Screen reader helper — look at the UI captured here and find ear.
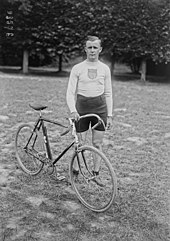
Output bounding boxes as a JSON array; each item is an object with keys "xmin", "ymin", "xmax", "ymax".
[{"xmin": 99, "ymin": 47, "xmax": 102, "ymax": 53}]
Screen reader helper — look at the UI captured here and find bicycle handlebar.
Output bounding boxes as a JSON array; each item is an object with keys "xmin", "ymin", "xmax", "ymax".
[
  {"xmin": 60, "ymin": 114, "xmax": 105, "ymax": 136},
  {"xmin": 78, "ymin": 114, "xmax": 105, "ymax": 130}
]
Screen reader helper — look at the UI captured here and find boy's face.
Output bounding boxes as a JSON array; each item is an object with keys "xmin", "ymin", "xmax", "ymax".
[{"xmin": 85, "ymin": 40, "xmax": 102, "ymax": 62}]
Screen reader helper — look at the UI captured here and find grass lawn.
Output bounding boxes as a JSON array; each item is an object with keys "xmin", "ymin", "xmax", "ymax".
[{"xmin": 0, "ymin": 69, "xmax": 169, "ymax": 241}]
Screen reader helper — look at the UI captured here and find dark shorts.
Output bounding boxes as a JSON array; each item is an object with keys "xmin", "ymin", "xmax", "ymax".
[{"xmin": 75, "ymin": 94, "xmax": 107, "ymax": 132}]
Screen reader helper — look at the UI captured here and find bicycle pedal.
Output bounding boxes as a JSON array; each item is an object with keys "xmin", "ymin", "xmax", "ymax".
[
  {"xmin": 54, "ymin": 173, "xmax": 65, "ymax": 181},
  {"xmin": 53, "ymin": 167, "xmax": 66, "ymax": 181},
  {"xmin": 91, "ymin": 176, "xmax": 105, "ymax": 187}
]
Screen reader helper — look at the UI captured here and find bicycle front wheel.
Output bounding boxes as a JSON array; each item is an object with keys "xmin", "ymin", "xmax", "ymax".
[
  {"xmin": 15, "ymin": 124, "xmax": 44, "ymax": 175},
  {"xmin": 70, "ymin": 145, "xmax": 117, "ymax": 212}
]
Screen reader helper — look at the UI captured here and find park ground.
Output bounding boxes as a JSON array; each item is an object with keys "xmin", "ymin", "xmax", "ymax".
[{"xmin": 0, "ymin": 65, "xmax": 169, "ymax": 241}]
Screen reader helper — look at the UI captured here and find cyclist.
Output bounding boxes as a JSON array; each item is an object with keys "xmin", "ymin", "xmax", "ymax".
[{"xmin": 66, "ymin": 35, "xmax": 113, "ymax": 177}]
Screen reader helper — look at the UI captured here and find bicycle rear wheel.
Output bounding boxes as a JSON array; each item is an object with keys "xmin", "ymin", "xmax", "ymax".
[
  {"xmin": 70, "ymin": 145, "xmax": 117, "ymax": 212},
  {"xmin": 15, "ymin": 124, "xmax": 45, "ymax": 175}
]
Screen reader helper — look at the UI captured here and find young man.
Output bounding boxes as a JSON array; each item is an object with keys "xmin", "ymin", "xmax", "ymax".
[{"xmin": 66, "ymin": 36, "xmax": 113, "ymax": 175}]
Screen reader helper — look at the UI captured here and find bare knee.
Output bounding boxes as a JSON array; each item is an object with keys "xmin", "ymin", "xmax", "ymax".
[
  {"xmin": 92, "ymin": 129, "xmax": 104, "ymax": 150},
  {"xmin": 92, "ymin": 139, "xmax": 102, "ymax": 150}
]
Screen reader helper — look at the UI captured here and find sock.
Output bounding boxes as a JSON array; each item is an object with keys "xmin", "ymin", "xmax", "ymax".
[
  {"xmin": 92, "ymin": 170, "xmax": 99, "ymax": 176},
  {"xmin": 73, "ymin": 169, "xmax": 79, "ymax": 175}
]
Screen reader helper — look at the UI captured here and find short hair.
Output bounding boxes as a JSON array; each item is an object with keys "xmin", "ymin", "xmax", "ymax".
[{"xmin": 85, "ymin": 35, "xmax": 102, "ymax": 46}]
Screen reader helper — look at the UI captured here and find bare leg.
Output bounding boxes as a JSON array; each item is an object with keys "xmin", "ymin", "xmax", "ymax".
[
  {"xmin": 73, "ymin": 130, "xmax": 104, "ymax": 173},
  {"xmin": 91, "ymin": 129, "xmax": 105, "ymax": 172},
  {"xmin": 78, "ymin": 131, "xmax": 88, "ymax": 145}
]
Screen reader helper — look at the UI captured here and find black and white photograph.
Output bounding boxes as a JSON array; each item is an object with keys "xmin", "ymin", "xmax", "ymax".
[{"xmin": 0, "ymin": 0, "xmax": 169, "ymax": 240}]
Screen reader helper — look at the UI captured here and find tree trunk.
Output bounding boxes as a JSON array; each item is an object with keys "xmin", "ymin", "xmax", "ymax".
[
  {"xmin": 58, "ymin": 54, "xmax": 62, "ymax": 72},
  {"xmin": 22, "ymin": 50, "xmax": 29, "ymax": 74},
  {"xmin": 110, "ymin": 58, "xmax": 115, "ymax": 77},
  {"xmin": 140, "ymin": 59, "xmax": 146, "ymax": 82}
]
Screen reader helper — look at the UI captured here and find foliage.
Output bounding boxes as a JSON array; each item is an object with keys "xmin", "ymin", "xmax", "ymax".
[
  {"xmin": 98, "ymin": 0, "xmax": 170, "ymax": 64},
  {"xmin": 0, "ymin": 0, "xmax": 169, "ymax": 66},
  {"xmin": 1, "ymin": 0, "xmax": 83, "ymax": 65}
]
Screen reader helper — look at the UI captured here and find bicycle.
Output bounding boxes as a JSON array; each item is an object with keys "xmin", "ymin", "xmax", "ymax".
[{"xmin": 15, "ymin": 104, "xmax": 117, "ymax": 212}]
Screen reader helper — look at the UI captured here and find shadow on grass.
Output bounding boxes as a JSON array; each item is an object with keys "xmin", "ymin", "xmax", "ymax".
[
  {"xmin": 113, "ymin": 73, "xmax": 140, "ymax": 82},
  {"xmin": 0, "ymin": 66, "xmax": 70, "ymax": 77},
  {"xmin": 113, "ymin": 73, "xmax": 170, "ymax": 84},
  {"xmin": 0, "ymin": 66, "xmax": 169, "ymax": 83}
]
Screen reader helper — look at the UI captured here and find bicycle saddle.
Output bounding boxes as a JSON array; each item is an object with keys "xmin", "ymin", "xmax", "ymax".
[{"xmin": 29, "ymin": 104, "xmax": 48, "ymax": 111}]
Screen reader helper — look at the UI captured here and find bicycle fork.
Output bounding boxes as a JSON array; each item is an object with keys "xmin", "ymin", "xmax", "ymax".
[
  {"xmin": 76, "ymin": 149, "xmax": 104, "ymax": 187},
  {"xmin": 76, "ymin": 150, "xmax": 95, "ymax": 183}
]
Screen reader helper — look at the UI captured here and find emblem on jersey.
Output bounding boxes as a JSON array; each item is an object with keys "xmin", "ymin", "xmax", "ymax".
[{"xmin": 88, "ymin": 69, "xmax": 97, "ymax": 79}]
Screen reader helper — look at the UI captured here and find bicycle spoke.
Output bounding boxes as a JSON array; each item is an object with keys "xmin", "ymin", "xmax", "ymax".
[
  {"xmin": 15, "ymin": 124, "xmax": 44, "ymax": 175},
  {"xmin": 70, "ymin": 145, "xmax": 117, "ymax": 212}
]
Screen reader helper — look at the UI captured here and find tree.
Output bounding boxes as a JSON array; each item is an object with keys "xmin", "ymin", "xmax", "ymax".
[
  {"xmin": 1, "ymin": 0, "xmax": 84, "ymax": 71},
  {"xmin": 1, "ymin": 0, "xmax": 169, "ymax": 77},
  {"xmin": 97, "ymin": 0, "xmax": 170, "ymax": 78}
]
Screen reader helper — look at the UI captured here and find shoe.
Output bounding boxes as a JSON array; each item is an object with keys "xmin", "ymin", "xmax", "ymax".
[
  {"xmin": 91, "ymin": 171, "xmax": 105, "ymax": 187},
  {"xmin": 53, "ymin": 168, "xmax": 65, "ymax": 181},
  {"xmin": 55, "ymin": 173, "xmax": 65, "ymax": 181},
  {"xmin": 72, "ymin": 168, "xmax": 79, "ymax": 182},
  {"xmin": 72, "ymin": 168, "xmax": 79, "ymax": 176}
]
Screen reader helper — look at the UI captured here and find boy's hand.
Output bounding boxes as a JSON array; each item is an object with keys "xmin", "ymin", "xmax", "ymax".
[
  {"xmin": 106, "ymin": 116, "xmax": 113, "ymax": 130},
  {"xmin": 71, "ymin": 112, "xmax": 80, "ymax": 121}
]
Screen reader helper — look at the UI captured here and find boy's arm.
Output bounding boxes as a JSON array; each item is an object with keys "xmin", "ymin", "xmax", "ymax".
[
  {"xmin": 104, "ymin": 66, "xmax": 113, "ymax": 117},
  {"xmin": 66, "ymin": 66, "xmax": 78, "ymax": 113}
]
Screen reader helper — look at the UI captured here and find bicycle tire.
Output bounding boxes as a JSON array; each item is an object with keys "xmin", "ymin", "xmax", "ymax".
[
  {"xmin": 15, "ymin": 124, "xmax": 44, "ymax": 175},
  {"xmin": 70, "ymin": 145, "xmax": 117, "ymax": 212}
]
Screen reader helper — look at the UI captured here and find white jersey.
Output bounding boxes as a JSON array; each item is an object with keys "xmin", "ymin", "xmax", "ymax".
[{"xmin": 66, "ymin": 60, "xmax": 113, "ymax": 116}]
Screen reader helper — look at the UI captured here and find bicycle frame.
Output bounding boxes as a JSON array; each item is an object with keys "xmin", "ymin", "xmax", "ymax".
[
  {"xmin": 16, "ymin": 105, "xmax": 116, "ymax": 212},
  {"xmin": 29, "ymin": 114, "xmax": 76, "ymax": 166},
  {"xmin": 25, "ymin": 107, "xmax": 105, "ymax": 173}
]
